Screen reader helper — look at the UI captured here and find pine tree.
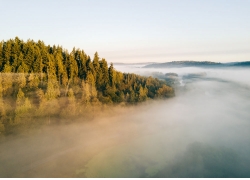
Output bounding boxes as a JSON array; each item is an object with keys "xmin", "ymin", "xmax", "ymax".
[
  {"xmin": 78, "ymin": 50, "xmax": 87, "ymax": 79},
  {"xmin": 2, "ymin": 40, "xmax": 12, "ymax": 67},
  {"xmin": 55, "ymin": 51, "xmax": 67, "ymax": 86},
  {"xmin": 11, "ymin": 37, "xmax": 21, "ymax": 65},
  {"xmin": 93, "ymin": 52, "xmax": 103, "ymax": 90},
  {"xmin": 15, "ymin": 53, "xmax": 29, "ymax": 73},
  {"xmin": 68, "ymin": 51, "xmax": 79, "ymax": 84},
  {"xmin": 0, "ymin": 37, "xmax": 174, "ymax": 131},
  {"xmin": 86, "ymin": 56, "xmax": 95, "ymax": 80},
  {"xmin": 99, "ymin": 58, "xmax": 109, "ymax": 91},
  {"xmin": 33, "ymin": 54, "xmax": 44, "ymax": 77},
  {"xmin": 3, "ymin": 61, "xmax": 12, "ymax": 73},
  {"xmin": 45, "ymin": 55, "xmax": 60, "ymax": 100},
  {"xmin": 93, "ymin": 52, "xmax": 100, "ymax": 72},
  {"xmin": 108, "ymin": 63, "xmax": 116, "ymax": 87},
  {"xmin": 23, "ymin": 40, "xmax": 36, "ymax": 70},
  {"xmin": 86, "ymin": 71, "xmax": 95, "ymax": 89}
]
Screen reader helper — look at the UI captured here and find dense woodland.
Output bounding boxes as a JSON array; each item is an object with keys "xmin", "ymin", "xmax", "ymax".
[{"xmin": 0, "ymin": 37, "xmax": 174, "ymax": 135}]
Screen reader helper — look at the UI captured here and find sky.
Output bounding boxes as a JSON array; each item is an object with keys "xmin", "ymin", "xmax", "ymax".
[{"xmin": 1, "ymin": 0, "xmax": 250, "ymax": 63}]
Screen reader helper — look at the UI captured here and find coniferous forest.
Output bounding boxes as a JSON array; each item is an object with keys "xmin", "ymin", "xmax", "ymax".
[{"xmin": 0, "ymin": 37, "xmax": 174, "ymax": 135}]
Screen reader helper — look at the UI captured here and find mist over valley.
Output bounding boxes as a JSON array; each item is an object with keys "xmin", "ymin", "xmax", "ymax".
[
  {"xmin": 1, "ymin": 62, "xmax": 250, "ymax": 177},
  {"xmin": 1, "ymin": 0, "xmax": 250, "ymax": 177}
]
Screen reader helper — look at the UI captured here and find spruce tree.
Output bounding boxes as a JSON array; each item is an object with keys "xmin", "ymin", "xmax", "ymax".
[
  {"xmin": 99, "ymin": 58, "xmax": 109, "ymax": 91},
  {"xmin": 108, "ymin": 63, "xmax": 116, "ymax": 87},
  {"xmin": 2, "ymin": 41, "xmax": 12, "ymax": 66}
]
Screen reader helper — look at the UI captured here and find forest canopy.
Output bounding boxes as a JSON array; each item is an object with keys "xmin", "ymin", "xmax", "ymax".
[{"xmin": 0, "ymin": 37, "xmax": 174, "ymax": 135}]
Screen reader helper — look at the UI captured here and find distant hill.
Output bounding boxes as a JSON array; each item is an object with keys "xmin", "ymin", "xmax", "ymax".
[
  {"xmin": 113, "ymin": 62, "xmax": 155, "ymax": 66},
  {"xmin": 226, "ymin": 61, "xmax": 250, "ymax": 67},
  {"xmin": 143, "ymin": 61, "xmax": 250, "ymax": 68}
]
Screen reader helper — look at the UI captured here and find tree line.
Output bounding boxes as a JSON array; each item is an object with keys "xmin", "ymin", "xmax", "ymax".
[{"xmin": 0, "ymin": 37, "xmax": 174, "ymax": 135}]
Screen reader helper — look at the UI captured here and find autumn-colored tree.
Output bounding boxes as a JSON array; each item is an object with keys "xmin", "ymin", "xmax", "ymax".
[
  {"xmin": 14, "ymin": 88, "xmax": 32, "ymax": 125},
  {"xmin": 0, "ymin": 37, "xmax": 174, "ymax": 134},
  {"xmin": 2, "ymin": 62, "xmax": 13, "ymax": 95},
  {"xmin": 28, "ymin": 72, "xmax": 39, "ymax": 89},
  {"xmin": 67, "ymin": 88, "xmax": 76, "ymax": 114},
  {"xmin": 138, "ymin": 85, "xmax": 147, "ymax": 102},
  {"xmin": 81, "ymin": 80, "xmax": 91, "ymax": 106},
  {"xmin": 61, "ymin": 88, "xmax": 77, "ymax": 119},
  {"xmin": 157, "ymin": 85, "xmax": 174, "ymax": 98}
]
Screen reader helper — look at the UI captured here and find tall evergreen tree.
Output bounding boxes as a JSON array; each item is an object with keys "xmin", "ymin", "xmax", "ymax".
[
  {"xmin": 99, "ymin": 58, "xmax": 109, "ymax": 91},
  {"xmin": 0, "ymin": 37, "xmax": 174, "ymax": 133},
  {"xmin": 2, "ymin": 40, "xmax": 12, "ymax": 67},
  {"xmin": 108, "ymin": 63, "xmax": 116, "ymax": 87}
]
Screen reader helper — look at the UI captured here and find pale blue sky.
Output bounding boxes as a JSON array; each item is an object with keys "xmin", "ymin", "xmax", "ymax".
[{"xmin": 1, "ymin": 0, "xmax": 249, "ymax": 63}]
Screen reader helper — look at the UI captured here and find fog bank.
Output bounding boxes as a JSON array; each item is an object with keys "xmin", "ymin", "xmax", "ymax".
[{"xmin": 0, "ymin": 65, "xmax": 250, "ymax": 177}]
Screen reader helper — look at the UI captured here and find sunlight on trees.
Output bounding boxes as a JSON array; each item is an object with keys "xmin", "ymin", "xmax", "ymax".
[{"xmin": 0, "ymin": 37, "xmax": 174, "ymax": 135}]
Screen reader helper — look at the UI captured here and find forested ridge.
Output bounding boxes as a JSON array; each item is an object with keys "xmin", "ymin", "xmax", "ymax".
[{"xmin": 0, "ymin": 37, "xmax": 174, "ymax": 135}]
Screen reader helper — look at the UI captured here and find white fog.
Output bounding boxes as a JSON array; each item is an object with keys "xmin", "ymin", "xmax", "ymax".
[{"xmin": 0, "ymin": 65, "xmax": 250, "ymax": 177}]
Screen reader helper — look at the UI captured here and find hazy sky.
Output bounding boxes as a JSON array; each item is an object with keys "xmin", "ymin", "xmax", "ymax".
[{"xmin": 1, "ymin": 0, "xmax": 249, "ymax": 63}]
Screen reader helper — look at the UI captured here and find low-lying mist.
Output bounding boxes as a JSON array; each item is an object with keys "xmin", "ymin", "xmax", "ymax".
[{"xmin": 1, "ymin": 65, "xmax": 250, "ymax": 177}]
